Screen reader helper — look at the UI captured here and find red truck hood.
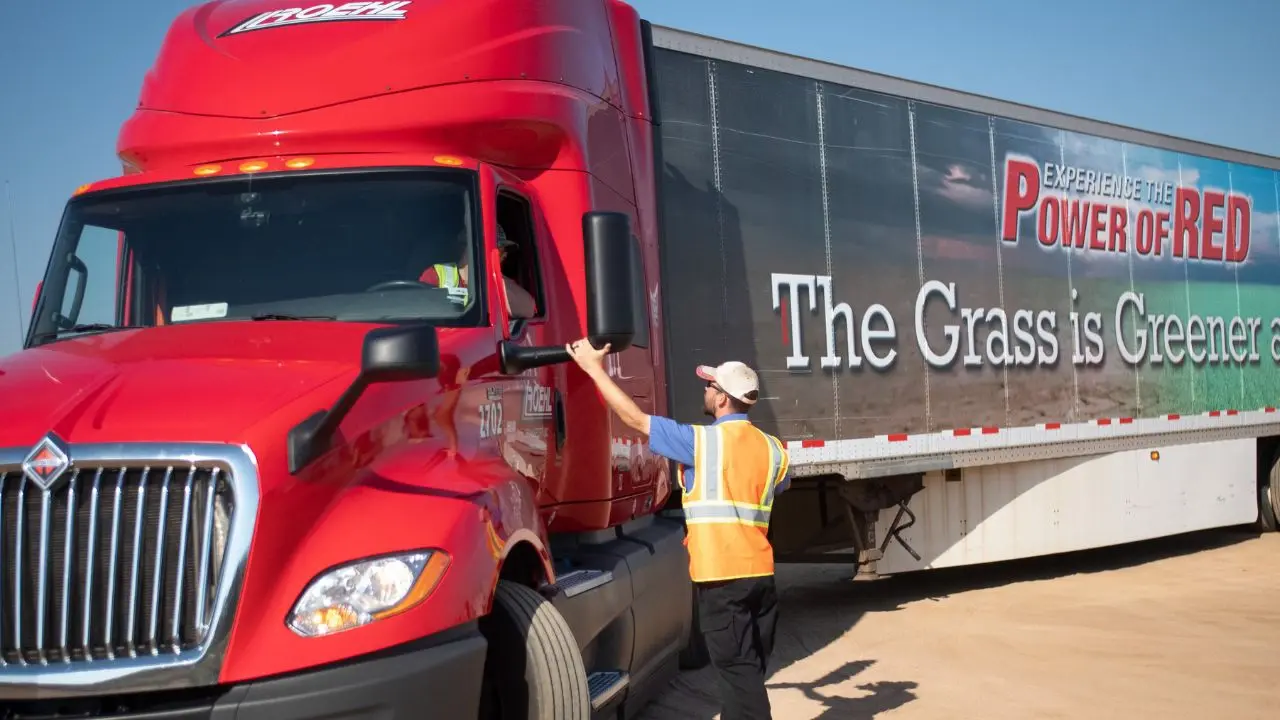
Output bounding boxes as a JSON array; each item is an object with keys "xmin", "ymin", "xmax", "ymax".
[{"xmin": 0, "ymin": 322, "xmax": 436, "ymax": 450}]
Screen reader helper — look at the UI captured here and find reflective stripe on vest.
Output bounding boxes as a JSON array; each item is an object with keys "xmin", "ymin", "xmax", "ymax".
[
  {"xmin": 434, "ymin": 263, "xmax": 461, "ymax": 288},
  {"xmin": 682, "ymin": 420, "xmax": 790, "ymax": 582}
]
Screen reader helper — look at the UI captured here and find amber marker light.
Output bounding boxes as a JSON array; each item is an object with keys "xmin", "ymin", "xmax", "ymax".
[
  {"xmin": 193, "ymin": 164, "xmax": 223, "ymax": 176},
  {"xmin": 433, "ymin": 155, "xmax": 465, "ymax": 166},
  {"xmin": 285, "ymin": 157, "xmax": 315, "ymax": 169},
  {"xmin": 239, "ymin": 160, "xmax": 270, "ymax": 173},
  {"xmin": 1150, "ymin": 451, "xmax": 1160, "ymax": 461},
  {"xmin": 72, "ymin": 183, "xmax": 94, "ymax": 196}
]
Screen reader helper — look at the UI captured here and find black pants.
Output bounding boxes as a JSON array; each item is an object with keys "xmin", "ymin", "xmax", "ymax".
[{"xmin": 696, "ymin": 574, "xmax": 779, "ymax": 720}]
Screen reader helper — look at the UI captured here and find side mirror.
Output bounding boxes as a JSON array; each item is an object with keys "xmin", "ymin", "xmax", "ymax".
[
  {"xmin": 583, "ymin": 211, "xmax": 636, "ymax": 352},
  {"xmin": 288, "ymin": 324, "xmax": 440, "ymax": 473},
  {"xmin": 361, "ymin": 323, "xmax": 442, "ymax": 382},
  {"xmin": 55, "ymin": 256, "xmax": 88, "ymax": 329},
  {"xmin": 499, "ymin": 211, "xmax": 637, "ymax": 375}
]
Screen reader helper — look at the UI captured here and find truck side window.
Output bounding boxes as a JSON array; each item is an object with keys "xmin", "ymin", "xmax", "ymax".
[
  {"xmin": 495, "ymin": 192, "xmax": 544, "ymax": 321},
  {"xmin": 61, "ymin": 224, "xmax": 122, "ymax": 328}
]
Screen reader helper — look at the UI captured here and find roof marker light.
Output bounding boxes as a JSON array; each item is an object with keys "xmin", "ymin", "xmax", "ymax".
[
  {"xmin": 239, "ymin": 160, "xmax": 269, "ymax": 173},
  {"xmin": 433, "ymin": 155, "xmax": 465, "ymax": 166},
  {"xmin": 285, "ymin": 157, "xmax": 316, "ymax": 169},
  {"xmin": 72, "ymin": 183, "xmax": 93, "ymax": 196},
  {"xmin": 193, "ymin": 164, "xmax": 223, "ymax": 176}
]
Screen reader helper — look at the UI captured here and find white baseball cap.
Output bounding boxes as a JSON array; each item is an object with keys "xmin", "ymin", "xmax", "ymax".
[{"xmin": 696, "ymin": 361, "xmax": 760, "ymax": 405}]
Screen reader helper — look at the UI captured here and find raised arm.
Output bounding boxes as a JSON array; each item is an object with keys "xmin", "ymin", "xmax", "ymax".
[{"xmin": 564, "ymin": 338, "xmax": 650, "ymax": 436}]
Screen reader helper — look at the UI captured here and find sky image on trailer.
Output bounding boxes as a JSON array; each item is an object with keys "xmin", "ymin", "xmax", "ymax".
[{"xmin": 653, "ymin": 47, "xmax": 1280, "ymax": 442}]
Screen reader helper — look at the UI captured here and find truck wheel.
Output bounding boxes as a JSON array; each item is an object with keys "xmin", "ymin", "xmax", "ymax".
[
  {"xmin": 1259, "ymin": 454, "xmax": 1280, "ymax": 532},
  {"xmin": 678, "ymin": 583, "xmax": 709, "ymax": 670},
  {"xmin": 478, "ymin": 580, "xmax": 590, "ymax": 720}
]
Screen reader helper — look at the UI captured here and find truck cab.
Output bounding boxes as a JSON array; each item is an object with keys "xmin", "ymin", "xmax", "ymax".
[{"xmin": 0, "ymin": 1, "xmax": 695, "ymax": 718}]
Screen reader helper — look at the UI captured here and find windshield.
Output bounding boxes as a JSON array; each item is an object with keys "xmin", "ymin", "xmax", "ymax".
[{"xmin": 28, "ymin": 168, "xmax": 484, "ymax": 345}]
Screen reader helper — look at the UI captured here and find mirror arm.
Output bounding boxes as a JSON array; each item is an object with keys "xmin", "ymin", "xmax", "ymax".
[
  {"xmin": 288, "ymin": 324, "xmax": 440, "ymax": 475},
  {"xmin": 499, "ymin": 341, "xmax": 570, "ymax": 375},
  {"xmin": 287, "ymin": 376, "xmax": 371, "ymax": 474}
]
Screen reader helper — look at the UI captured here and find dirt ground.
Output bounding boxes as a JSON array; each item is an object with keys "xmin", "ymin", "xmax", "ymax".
[{"xmin": 640, "ymin": 528, "xmax": 1280, "ymax": 719}]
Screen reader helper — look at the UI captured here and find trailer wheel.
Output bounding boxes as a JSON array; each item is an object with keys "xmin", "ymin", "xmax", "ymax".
[
  {"xmin": 1259, "ymin": 452, "xmax": 1280, "ymax": 532},
  {"xmin": 478, "ymin": 580, "xmax": 590, "ymax": 720}
]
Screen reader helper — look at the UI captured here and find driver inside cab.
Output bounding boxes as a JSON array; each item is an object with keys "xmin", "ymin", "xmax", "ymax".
[{"xmin": 418, "ymin": 223, "xmax": 536, "ymax": 319}]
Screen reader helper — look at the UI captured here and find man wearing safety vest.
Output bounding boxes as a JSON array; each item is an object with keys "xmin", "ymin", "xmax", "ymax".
[
  {"xmin": 419, "ymin": 225, "xmax": 538, "ymax": 319},
  {"xmin": 566, "ymin": 338, "xmax": 791, "ymax": 720}
]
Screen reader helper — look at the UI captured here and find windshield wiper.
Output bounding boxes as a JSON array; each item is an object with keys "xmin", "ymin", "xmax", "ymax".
[
  {"xmin": 250, "ymin": 313, "xmax": 337, "ymax": 321},
  {"xmin": 33, "ymin": 323, "xmax": 139, "ymax": 340}
]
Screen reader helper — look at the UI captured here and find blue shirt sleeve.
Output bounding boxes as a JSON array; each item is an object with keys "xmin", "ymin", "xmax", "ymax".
[
  {"xmin": 648, "ymin": 416, "xmax": 695, "ymax": 466},
  {"xmin": 648, "ymin": 416, "xmax": 696, "ymax": 493}
]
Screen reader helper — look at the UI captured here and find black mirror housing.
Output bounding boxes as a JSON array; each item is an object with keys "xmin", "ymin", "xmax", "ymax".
[
  {"xmin": 362, "ymin": 323, "xmax": 441, "ymax": 381},
  {"xmin": 499, "ymin": 211, "xmax": 639, "ymax": 375},
  {"xmin": 583, "ymin": 211, "xmax": 636, "ymax": 352},
  {"xmin": 289, "ymin": 324, "xmax": 440, "ymax": 473}
]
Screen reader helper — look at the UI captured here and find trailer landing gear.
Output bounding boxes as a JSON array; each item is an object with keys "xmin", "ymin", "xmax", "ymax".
[{"xmin": 773, "ymin": 473, "xmax": 924, "ymax": 578}]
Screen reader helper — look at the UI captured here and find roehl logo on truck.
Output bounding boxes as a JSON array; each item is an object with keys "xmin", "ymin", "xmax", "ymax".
[
  {"xmin": 523, "ymin": 382, "xmax": 554, "ymax": 420},
  {"xmin": 219, "ymin": 1, "xmax": 412, "ymax": 37}
]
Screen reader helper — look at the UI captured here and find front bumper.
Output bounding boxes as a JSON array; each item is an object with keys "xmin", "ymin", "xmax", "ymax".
[{"xmin": 2, "ymin": 623, "xmax": 487, "ymax": 719}]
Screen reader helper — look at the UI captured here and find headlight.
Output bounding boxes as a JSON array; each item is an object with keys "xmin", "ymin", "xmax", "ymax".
[{"xmin": 287, "ymin": 550, "xmax": 450, "ymax": 637}]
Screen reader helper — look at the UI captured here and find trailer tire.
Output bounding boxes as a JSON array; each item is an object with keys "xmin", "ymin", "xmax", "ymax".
[
  {"xmin": 678, "ymin": 583, "xmax": 709, "ymax": 670},
  {"xmin": 478, "ymin": 580, "xmax": 590, "ymax": 720},
  {"xmin": 1259, "ymin": 453, "xmax": 1280, "ymax": 533}
]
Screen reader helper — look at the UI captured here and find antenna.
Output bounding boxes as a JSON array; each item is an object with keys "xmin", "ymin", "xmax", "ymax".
[{"xmin": 5, "ymin": 180, "xmax": 24, "ymax": 338}]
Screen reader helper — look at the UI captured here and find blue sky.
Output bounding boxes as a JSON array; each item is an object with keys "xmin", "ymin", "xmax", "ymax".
[{"xmin": 1, "ymin": 0, "xmax": 1277, "ymax": 357}]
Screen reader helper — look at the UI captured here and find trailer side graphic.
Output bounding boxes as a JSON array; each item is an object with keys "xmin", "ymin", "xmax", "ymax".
[{"xmin": 649, "ymin": 34, "xmax": 1280, "ymax": 478}]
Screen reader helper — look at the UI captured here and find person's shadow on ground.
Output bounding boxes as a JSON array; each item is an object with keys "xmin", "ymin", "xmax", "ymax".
[
  {"xmin": 767, "ymin": 659, "xmax": 918, "ymax": 719},
  {"xmin": 637, "ymin": 564, "xmax": 920, "ymax": 720}
]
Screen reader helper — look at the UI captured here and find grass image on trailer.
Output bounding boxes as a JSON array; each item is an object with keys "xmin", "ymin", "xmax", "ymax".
[{"xmin": 646, "ymin": 30, "xmax": 1280, "ymax": 573}]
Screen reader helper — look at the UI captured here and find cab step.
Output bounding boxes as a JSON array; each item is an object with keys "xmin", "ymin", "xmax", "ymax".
[
  {"xmin": 587, "ymin": 670, "xmax": 629, "ymax": 711},
  {"xmin": 552, "ymin": 568, "xmax": 614, "ymax": 598}
]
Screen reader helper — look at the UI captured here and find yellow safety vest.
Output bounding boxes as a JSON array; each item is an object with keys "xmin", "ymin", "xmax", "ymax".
[
  {"xmin": 683, "ymin": 419, "xmax": 790, "ymax": 582},
  {"xmin": 434, "ymin": 264, "xmax": 462, "ymax": 287}
]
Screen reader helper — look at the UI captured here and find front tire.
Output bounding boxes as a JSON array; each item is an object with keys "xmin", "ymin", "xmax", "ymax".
[{"xmin": 478, "ymin": 580, "xmax": 590, "ymax": 720}]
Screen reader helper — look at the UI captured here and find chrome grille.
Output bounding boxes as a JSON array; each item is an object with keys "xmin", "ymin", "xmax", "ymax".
[{"xmin": 0, "ymin": 463, "xmax": 233, "ymax": 666}]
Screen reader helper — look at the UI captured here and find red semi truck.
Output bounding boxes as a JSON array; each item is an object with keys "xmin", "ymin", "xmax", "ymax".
[{"xmin": 5, "ymin": 0, "xmax": 1280, "ymax": 717}]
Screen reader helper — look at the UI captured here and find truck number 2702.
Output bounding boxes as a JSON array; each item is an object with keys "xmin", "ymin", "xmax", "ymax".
[{"xmin": 480, "ymin": 401, "xmax": 504, "ymax": 439}]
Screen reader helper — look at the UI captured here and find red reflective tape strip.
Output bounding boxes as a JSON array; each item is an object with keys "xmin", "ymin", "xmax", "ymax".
[
  {"xmin": 1119, "ymin": 417, "xmax": 1133, "ymax": 425},
  {"xmin": 1096, "ymin": 418, "xmax": 1112, "ymax": 425},
  {"xmin": 1227, "ymin": 409, "xmax": 1239, "ymax": 416},
  {"xmin": 1209, "ymin": 410, "xmax": 1222, "ymax": 417},
  {"xmin": 801, "ymin": 439, "xmax": 825, "ymax": 448},
  {"xmin": 953, "ymin": 428, "xmax": 971, "ymax": 437},
  {"xmin": 1167, "ymin": 414, "xmax": 1180, "ymax": 420},
  {"xmin": 981, "ymin": 427, "xmax": 998, "ymax": 435},
  {"xmin": 1042, "ymin": 422, "xmax": 1061, "ymax": 430},
  {"xmin": 1266, "ymin": 408, "xmax": 1277, "ymax": 413},
  {"xmin": 887, "ymin": 433, "xmax": 909, "ymax": 443}
]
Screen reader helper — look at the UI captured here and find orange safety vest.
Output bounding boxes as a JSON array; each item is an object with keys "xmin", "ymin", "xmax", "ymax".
[{"xmin": 683, "ymin": 419, "xmax": 790, "ymax": 583}]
